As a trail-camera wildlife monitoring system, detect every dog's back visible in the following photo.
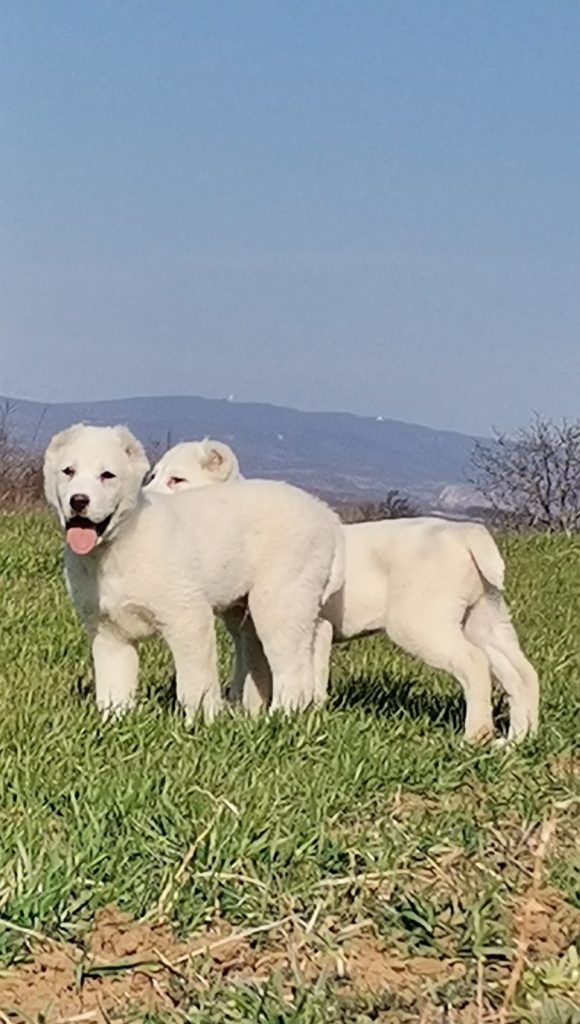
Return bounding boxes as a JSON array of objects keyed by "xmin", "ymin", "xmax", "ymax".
[{"xmin": 144, "ymin": 478, "xmax": 344, "ymax": 607}]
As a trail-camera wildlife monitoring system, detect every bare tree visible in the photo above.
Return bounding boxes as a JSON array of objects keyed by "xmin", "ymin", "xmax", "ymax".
[
  {"xmin": 0, "ymin": 400, "xmax": 44, "ymax": 508},
  {"xmin": 336, "ymin": 489, "xmax": 417, "ymax": 524},
  {"xmin": 145, "ymin": 430, "xmax": 174, "ymax": 465},
  {"xmin": 470, "ymin": 415, "xmax": 580, "ymax": 534}
]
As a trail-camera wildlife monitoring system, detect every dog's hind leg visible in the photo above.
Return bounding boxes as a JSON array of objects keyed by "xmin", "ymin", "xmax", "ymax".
[
  {"xmin": 92, "ymin": 629, "xmax": 139, "ymax": 717},
  {"xmin": 163, "ymin": 600, "xmax": 222, "ymax": 722},
  {"xmin": 465, "ymin": 594, "xmax": 539, "ymax": 741},
  {"xmin": 239, "ymin": 631, "xmax": 272, "ymax": 712},
  {"xmin": 226, "ymin": 629, "xmax": 246, "ymax": 704},
  {"xmin": 312, "ymin": 618, "xmax": 333, "ymax": 706},
  {"xmin": 222, "ymin": 606, "xmax": 247, "ymax": 705},
  {"xmin": 223, "ymin": 609, "xmax": 271, "ymax": 712},
  {"xmin": 386, "ymin": 605, "xmax": 495, "ymax": 743}
]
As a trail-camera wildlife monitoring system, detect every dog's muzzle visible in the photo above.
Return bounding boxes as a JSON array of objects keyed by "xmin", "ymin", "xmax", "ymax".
[
  {"xmin": 65, "ymin": 512, "xmax": 114, "ymax": 555},
  {"xmin": 69, "ymin": 493, "xmax": 90, "ymax": 514}
]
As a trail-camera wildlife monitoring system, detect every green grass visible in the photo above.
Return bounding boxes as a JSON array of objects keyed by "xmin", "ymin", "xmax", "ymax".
[{"xmin": 0, "ymin": 513, "xmax": 579, "ymax": 1021}]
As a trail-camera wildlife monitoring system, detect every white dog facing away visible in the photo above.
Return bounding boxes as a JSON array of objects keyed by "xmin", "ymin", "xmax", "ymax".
[
  {"xmin": 43, "ymin": 425, "xmax": 344, "ymax": 718},
  {"xmin": 148, "ymin": 440, "xmax": 540, "ymax": 743}
]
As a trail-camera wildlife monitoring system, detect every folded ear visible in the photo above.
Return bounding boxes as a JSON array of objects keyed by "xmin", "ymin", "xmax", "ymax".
[
  {"xmin": 43, "ymin": 423, "xmax": 86, "ymax": 507},
  {"xmin": 200, "ymin": 439, "xmax": 240, "ymax": 482},
  {"xmin": 113, "ymin": 425, "xmax": 150, "ymax": 481}
]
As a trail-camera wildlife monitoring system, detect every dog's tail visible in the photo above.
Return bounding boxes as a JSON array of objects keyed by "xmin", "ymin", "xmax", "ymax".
[
  {"xmin": 322, "ymin": 520, "xmax": 346, "ymax": 605},
  {"xmin": 462, "ymin": 523, "xmax": 505, "ymax": 591}
]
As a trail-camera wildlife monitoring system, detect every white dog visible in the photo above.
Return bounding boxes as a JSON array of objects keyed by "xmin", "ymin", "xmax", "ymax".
[
  {"xmin": 43, "ymin": 424, "xmax": 344, "ymax": 718},
  {"xmin": 148, "ymin": 440, "xmax": 539, "ymax": 743},
  {"xmin": 147, "ymin": 439, "xmax": 240, "ymax": 491}
]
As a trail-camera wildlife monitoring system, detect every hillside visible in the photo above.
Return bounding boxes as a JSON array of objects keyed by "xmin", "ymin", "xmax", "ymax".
[{"xmin": 3, "ymin": 394, "xmax": 483, "ymax": 507}]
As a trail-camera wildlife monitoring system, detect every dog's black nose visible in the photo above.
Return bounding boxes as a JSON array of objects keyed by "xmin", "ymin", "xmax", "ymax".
[{"xmin": 70, "ymin": 493, "xmax": 90, "ymax": 514}]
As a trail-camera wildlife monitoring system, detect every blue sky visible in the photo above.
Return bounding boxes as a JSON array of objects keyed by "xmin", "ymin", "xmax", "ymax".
[{"xmin": 1, "ymin": 0, "xmax": 579, "ymax": 435}]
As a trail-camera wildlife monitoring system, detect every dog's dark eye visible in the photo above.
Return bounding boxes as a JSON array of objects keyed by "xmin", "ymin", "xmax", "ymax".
[
  {"xmin": 100, "ymin": 471, "xmax": 116, "ymax": 481},
  {"xmin": 169, "ymin": 476, "xmax": 186, "ymax": 486},
  {"xmin": 62, "ymin": 466, "xmax": 75, "ymax": 478}
]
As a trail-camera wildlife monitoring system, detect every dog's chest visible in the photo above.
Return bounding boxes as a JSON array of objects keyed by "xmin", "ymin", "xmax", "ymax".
[
  {"xmin": 67, "ymin": 559, "xmax": 157, "ymax": 640},
  {"xmin": 102, "ymin": 598, "xmax": 156, "ymax": 639},
  {"xmin": 98, "ymin": 577, "xmax": 157, "ymax": 639}
]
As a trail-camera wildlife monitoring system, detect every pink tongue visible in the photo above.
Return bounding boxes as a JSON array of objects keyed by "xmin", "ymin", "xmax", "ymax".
[{"xmin": 66, "ymin": 526, "xmax": 98, "ymax": 555}]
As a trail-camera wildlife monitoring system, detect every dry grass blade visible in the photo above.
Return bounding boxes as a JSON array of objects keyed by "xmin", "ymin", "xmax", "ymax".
[
  {"xmin": 188, "ymin": 787, "xmax": 241, "ymax": 818},
  {"xmin": 150, "ymin": 974, "xmax": 177, "ymax": 1010},
  {"xmin": 174, "ymin": 914, "xmax": 295, "ymax": 965},
  {"xmin": 0, "ymin": 916, "xmax": 59, "ymax": 946},
  {"xmin": 54, "ymin": 1014, "xmax": 100, "ymax": 1024},
  {"xmin": 189, "ymin": 870, "xmax": 268, "ymax": 890},
  {"xmin": 498, "ymin": 814, "xmax": 558, "ymax": 1024},
  {"xmin": 476, "ymin": 956, "xmax": 484, "ymax": 1024},
  {"xmin": 314, "ymin": 869, "xmax": 405, "ymax": 889},
  {"xmin": 155, "ymin": 811, "xmax": 221, "ymax": 920},
  {"xmin": 96, "ymin": 996, "xmax": 113, "ymax": 1024},
  {"xmin": 152, "ymin": 945, "xmax": 188, "ymax": 980},
  {"xmin": 336, "ymin": 919, "xmax": 373, "ymax": 940}
]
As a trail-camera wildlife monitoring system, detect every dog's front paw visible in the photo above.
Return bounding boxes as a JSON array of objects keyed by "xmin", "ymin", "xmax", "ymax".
[
  {"xmin": 99, "ymin": 699, "xmax": 135, "ymax": 722},
  {"xmin": 201, "ymin": 690, "xmax": 224, "ymax": 722},
  {"xmin": 269, "ymin": 686, "xmax": 312, "ymax": 714},
  {"xmin": 180, "ymin": 689, "xmax": 224, "ymax": 725}
]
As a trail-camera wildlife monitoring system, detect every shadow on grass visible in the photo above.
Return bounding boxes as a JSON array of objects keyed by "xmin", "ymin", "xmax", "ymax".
[
  {"xmin": 72, "ymin": 667, "xmax": 510, "ymax": 736},
  {"xmin": 73, "ymin": 672, "xmax": 178, "ymax": 712},
  {"xmin": 329, "ymin": 670, "xmax": 510, "ymax": 736}
]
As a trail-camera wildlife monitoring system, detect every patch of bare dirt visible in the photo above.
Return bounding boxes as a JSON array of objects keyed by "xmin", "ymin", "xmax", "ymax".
[
  {"xmin": 0, "ymin": 906, "xmax": 189, "ymax": 1021},
  {"xmin": 338, "ymin": 937, "xmax": 466, "ymax": 997},
  {"xmin": 548, "ymin": 754, "xmax": 580, "ymax": 781},
  {"xmin": 513, "ymin": 886, "xmax": 580, "ymax": 959},
  {"xmin": 1, "ymin": 890, "xmax": 579, "ymax": 1021},
  {"xmin": 0, "ymin": 905, "xmax": 298, "ymax": 1021}
]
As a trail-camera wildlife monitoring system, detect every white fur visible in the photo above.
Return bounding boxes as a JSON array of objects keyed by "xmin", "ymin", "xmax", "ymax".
[
  {"xmin": 151, "ymin": 440, "xmax": 539, "ymax": 742},
  {"xmin": 44, "ymin": 424, "xmax": 344, "ymax": 719},
  {"xmin": 146, "ymin": 439, "xmax": 241, "ymax": 493}
]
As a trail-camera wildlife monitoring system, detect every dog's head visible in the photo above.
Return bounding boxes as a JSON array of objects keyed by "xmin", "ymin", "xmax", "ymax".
[
  {"xmin": 43, "ymin": 423, "xmax": 150, "ymax": 555},
  {"xmin": 144, "ymin": 439, "xmax": 240, "ymax": 494}
]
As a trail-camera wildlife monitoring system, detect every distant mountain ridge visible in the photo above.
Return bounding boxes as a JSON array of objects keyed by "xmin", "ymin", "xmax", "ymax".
[{"xmin": 2, "ymin": 393, "xmax": 483, "ymax": 508}]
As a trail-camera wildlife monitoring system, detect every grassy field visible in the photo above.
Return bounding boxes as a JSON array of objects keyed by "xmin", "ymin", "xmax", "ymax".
[{"xmin": 0, "ymin": 512, "xmax": 579, "ymax": 1022}]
